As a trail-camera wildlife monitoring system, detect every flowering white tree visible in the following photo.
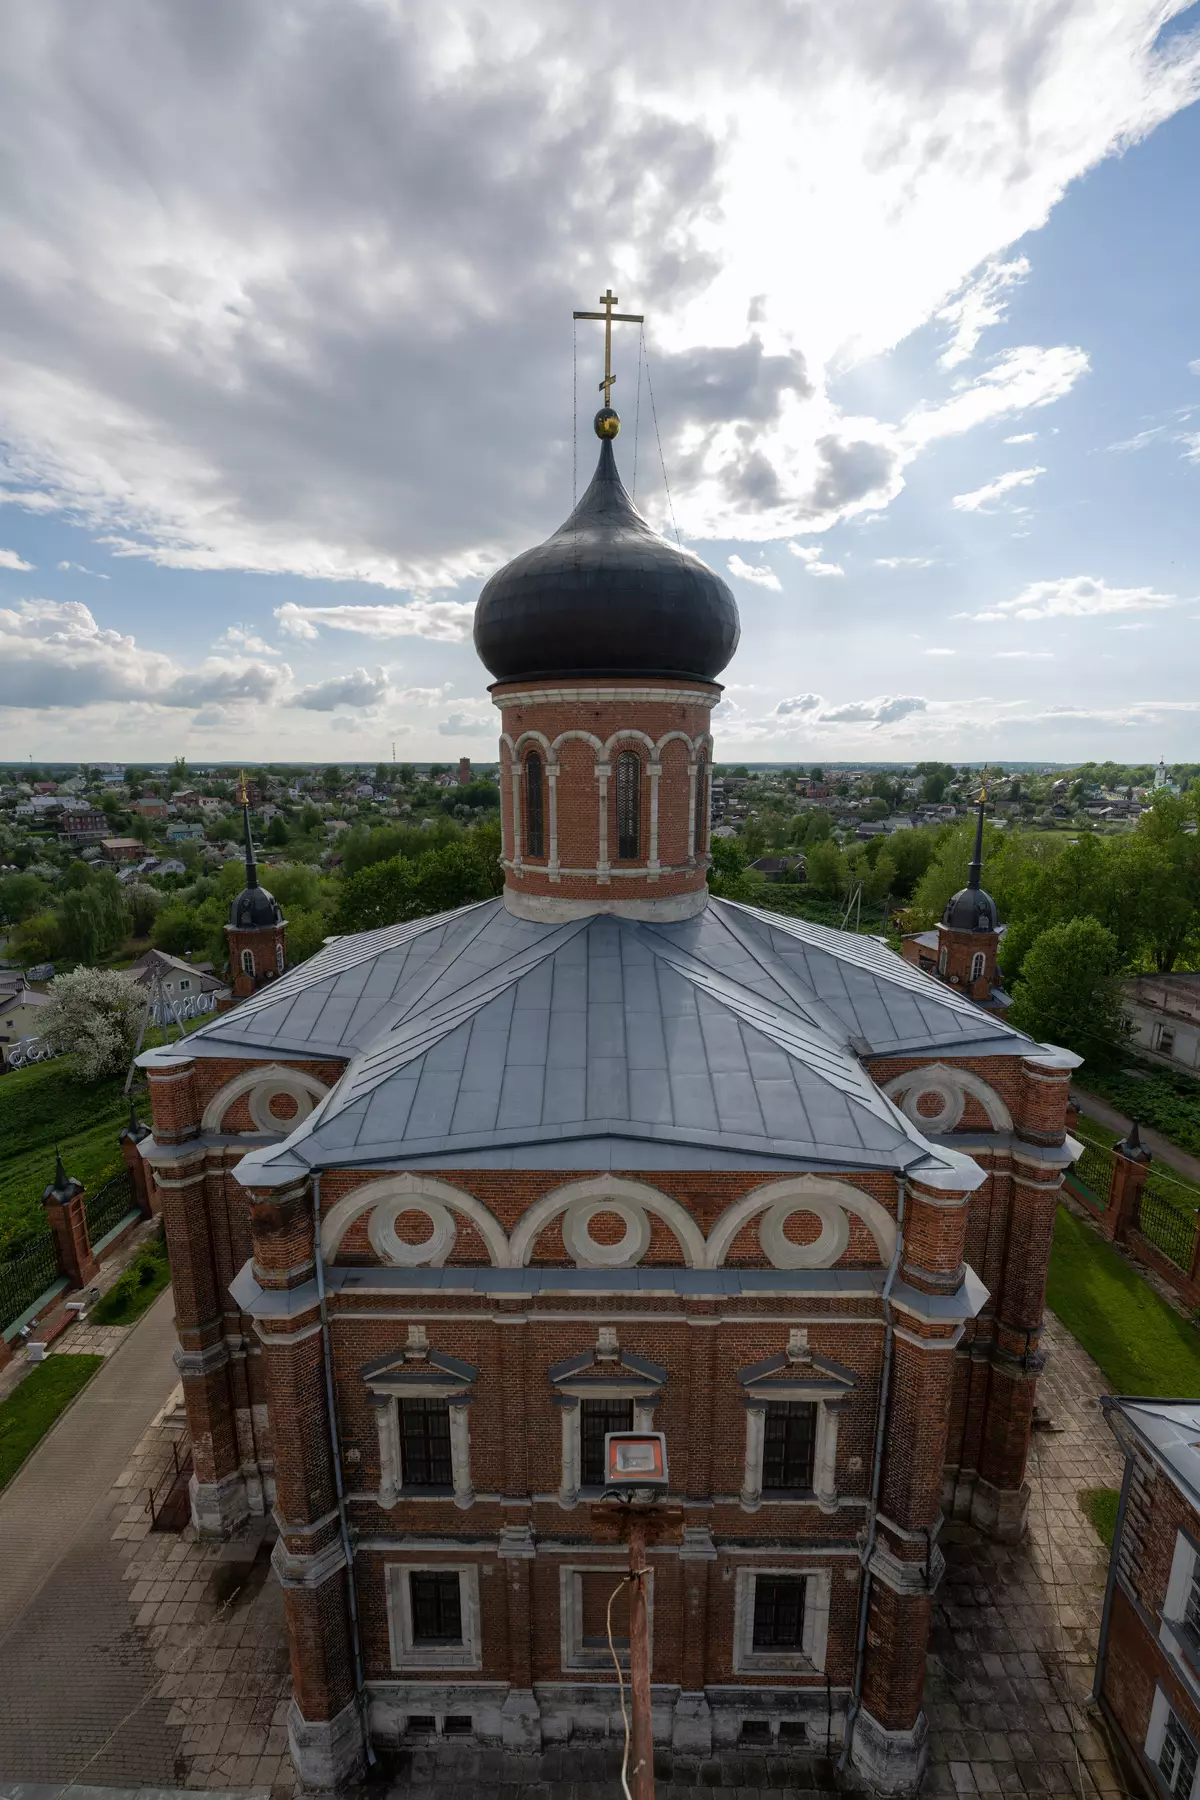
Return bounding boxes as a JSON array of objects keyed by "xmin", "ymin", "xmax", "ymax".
[{"xmin": 41, "ymin": 967, "xmax": 145, "ymax": 1081}]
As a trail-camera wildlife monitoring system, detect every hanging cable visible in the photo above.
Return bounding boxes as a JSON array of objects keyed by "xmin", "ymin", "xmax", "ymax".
[
  {"xmin": 642, "ymin": 340, "xmax": 682, "ymax": 548},
  {"xmin": 608, "ymin": 1576, "xmax": 634, "ymax": 1800},
  {"xmin": 632, "ymin": 324, "xmax": 644, "ymax": 500}
]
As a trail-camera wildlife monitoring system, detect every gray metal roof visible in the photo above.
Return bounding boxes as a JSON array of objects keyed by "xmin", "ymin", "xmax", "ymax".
[
  {"xmin": 185, "ymin": 894, "xmax": 1037, "ymax": 1184},
  {"xmin": 1103, "ymin": 1397, "xmax": 1200, "ymax": 1513}
]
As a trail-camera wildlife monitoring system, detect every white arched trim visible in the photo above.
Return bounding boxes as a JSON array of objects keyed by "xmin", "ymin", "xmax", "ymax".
[
  {"xmin": 550, "ymin": 729, "xmax": 604, "ymax": 756},
  {"xmin": 705, "ymin": 1176, "xmax": 898, "ymax": 1269},
  {"xmin": 498, "ymin": 732, "xmax": 517, "ymax": 757},
  {"xmin": 880, "ymin": 1063, "xmax": 1012, "ymax": 1134},
  {"xmin": 320, "ymin": 1173, "xmax": 509, "ymax": 1266},
  {"xmin": 201, "ymin": 1064, "xmax": 330, "ymax": 1136},
  {"xmin": 513, "ymin": 728, "xmax": 555, "ymax": 764},
  {"xmin": 508, "ymin": 1175, "xmax": 706, "ymax": 1269},
  {"xmin": 602, "ymin": 728, "xmax": 658, "ymax": 763},
  {"xmin": 654, "ymin": 729, "xmax": 695, "ymax": 758}
]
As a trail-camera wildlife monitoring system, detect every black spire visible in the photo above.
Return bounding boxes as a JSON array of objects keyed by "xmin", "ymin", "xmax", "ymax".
[
  {"xmin": 241, "ymin": 781, "xmax": 259, "ymax": 891},
  {"xmin": 966, "ymin": 783, "xmax": 986, "ymax": 890},
  {"xmin": 941, "ymin": 772, "xmax": 999, "ymax": 933},
  {"xmin": 228, "ymin": 776, "xmax": 283, "ymax": 931}
]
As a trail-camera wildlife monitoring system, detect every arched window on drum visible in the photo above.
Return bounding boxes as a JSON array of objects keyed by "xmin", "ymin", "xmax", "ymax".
[
  {"xmin": 525, "ymin": 752, "xmax": 545, "ymax": 858},
  {"xmin": 693, "ymin": 757, "xmax": 708, "ymax": 857},
  {"xmin": 616, "ymin": 752, "xmax": 641, "ymax": 860}
]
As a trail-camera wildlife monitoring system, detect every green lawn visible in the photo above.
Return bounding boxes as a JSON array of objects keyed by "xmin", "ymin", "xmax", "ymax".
[
  {"xmin": 91, "ymin": 1232, "xmax": 171, "ymax": 1326},
  {"xmin": 0, "ymin": 1353, "xmax": 104, "ymax": 1491},
  {"xmin": 1080, "ymin": 1486, "xmax": 1121, "ymax": 1549},
  {"xmin": 0, "ymin": 1060, "xmax": 132, "ymax": 1257},
  {"xmin": 1048, "ymin": 1204, "xmax": 1200, "ymax": 1395}
]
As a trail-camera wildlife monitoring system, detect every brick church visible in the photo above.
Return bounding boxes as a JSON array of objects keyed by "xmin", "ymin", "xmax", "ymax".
[{"xmin": 138, "ymin": 399, "xmax": 1079, "ymax": 1793}]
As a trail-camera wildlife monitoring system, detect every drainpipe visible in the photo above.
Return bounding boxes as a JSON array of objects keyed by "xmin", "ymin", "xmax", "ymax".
[
  {"xmin": 839, "ymin": 1170, "xmax": 906, "ymax": 1771},
  {"xmin": 1092, "ymin": 1433, "xmax": 1133, "ymax": 1704},
  {"xmin": 311, "ymin": 1171, "xmax": 376, "ymax": 1768}
]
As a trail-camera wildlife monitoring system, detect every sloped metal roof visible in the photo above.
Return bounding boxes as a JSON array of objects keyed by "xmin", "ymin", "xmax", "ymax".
[{"xmin": 202, "ymin": 894, "xmax": 1036, "ymax": 1184}]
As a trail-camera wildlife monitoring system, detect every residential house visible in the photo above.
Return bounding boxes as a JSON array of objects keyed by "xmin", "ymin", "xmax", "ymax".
[
  {"xmin": 0, "ymin": 977, "xmax": 52, "ymax": 1065},
  {"xmin": 101, "ymin": 838, "xmax": 146, "ymax": 865},
  {"xmin": 127, "ymin": 948, "xmax": 229, "ymax": 1017},
  {"xmin": 1123, "ymin": 975, "xmax": 1200, "ymax": 1073},
  {"xmin": 133, "ymin": 798, "xmax": 169, "ymax": 820}
]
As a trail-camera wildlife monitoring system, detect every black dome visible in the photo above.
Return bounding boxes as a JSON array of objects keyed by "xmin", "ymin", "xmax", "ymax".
[
  {"xmin": 473, "ymin": 438, "xmax": 740, "ymax": 685},
  {"xmin": 230, "ymin": 882, "xmax": 283, "ymax": 930},
  {"xmin": 942, "ymin": 886, "xmax": 999, "ymax": 932}
]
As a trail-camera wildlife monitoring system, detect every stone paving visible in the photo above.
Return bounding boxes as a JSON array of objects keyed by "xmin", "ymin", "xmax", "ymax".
[{"xmin": 0, "ymin": 1308, "xmax": 1130, "ymax": 1800}]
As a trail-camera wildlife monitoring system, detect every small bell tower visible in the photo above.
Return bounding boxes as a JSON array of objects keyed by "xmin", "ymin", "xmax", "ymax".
[
  {"xmin": 224, "ymin": 777, "xmax": 287, "ymax": 997},
  {"xmin": 935, "ymin": 780, "xmax": 1000, "ymax": 1001}
]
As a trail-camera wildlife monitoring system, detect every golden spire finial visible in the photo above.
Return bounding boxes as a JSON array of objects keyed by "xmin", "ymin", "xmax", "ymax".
[
  {"xmin": 239, "ymin": 768, "xmax": 247, "ymax": 807},
  {"xmin": 573, "ymin": 286, "xmax": 644, "ymax": 437}
]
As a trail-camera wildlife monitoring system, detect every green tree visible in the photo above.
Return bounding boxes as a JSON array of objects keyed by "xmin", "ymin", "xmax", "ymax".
[
  {"xmin": 336, "ymin": 828, "xmax": 502, "ymax": 932},
  {"xmin": 41, "ymin": 967, "xmax": 145, "ymax": 1080},
  {"xmin": 125, "ymin": 882, "xmax": 163, "ymax": 938},
  {"xmin": 806, "ymin": 841, "xmax": 846, "ymax": 900},
  {"xmin": 130, "ymin": 814, "xmax": 154, "ymax": 846},
  {"xmin": 299, "ymin": 803, "xmax": 323, "ymax": 834},
  {"xmin": 323, "ymin": 765, "xmax": 342, "ymax": 792},
  {"xmin": 740, "ymin": 820, "xmax": 766, "ymax": 859},
  {"xmin": 285, "ymin": 908, "xmax": 331, "ymax": 964},
  {"xmin": 1008, "ymin": 918, "xmax": 1129, "ymax": 1059},
  {"xmin": 11, "ymin": 910, "xmax": 63, "ymax": 966},
  {"xmin": 0, "ymin": 871, "xmax": 50, "ymax": 925},
  {"xmin": 152, "ymin": 904, "xmax": 212, "ymax": 957},
  {"xmin": 266, "ymin": 815, "xmax": 290, "ymax": 847},
  {"xmin": 58, "ymin": 875, "xmax": 129, "ymax": 963}
]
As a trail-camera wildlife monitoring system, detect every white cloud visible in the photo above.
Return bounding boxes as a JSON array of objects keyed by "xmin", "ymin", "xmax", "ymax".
[
  {"xmin": 1189, "ymin": 359, "xmax": 1200, "ymax": 376},
  {"xmin": 727, "ymin": 555, "xmax": 781, "ymax": 589},
  {"xmin": 937, "ymin": 257, "xmax": 1030, "ymax": 368},
  {"xmin": 924, "ymin": 647, "xmax": 955, "ymax": 656},
  {"xmin": 1004, "ymin": 433, "xmax": 1037, "ymax": 444},
  {"xmin": 788, "ymin": 542, "xmax": 844, "ymax": 577},
  {"xmin": 952, "ymin": 466, "xmax": 1046, "ymax": 512},
  {"xmin": 0, "ymin": 597, "xmax": 289, "ymax": 710},
  {"xmin": 275, "ymin": 599, "xmax": 476, "ymax": 642},
  {"xmin": 995, "ymin": 650, "xmax": 1054, "ymax": 659},
  {"xmin": 0, "ymin": 548, "xmax": 34, "ymax": 571},
  {"xmin": 56, "ymin": 559, "xmax": 108, "ymax": 578},
  {"xmin": 437, "ymin": 708, "xmax": 494, "ymax": 737},
  {"xmin": 775, "ymin": 693, "xmax": 823, "ymax": 717},
  {"xmin": 214, "ymin": 623, "xmax": 280, "ymax": 655},
  {"xmin": 970, "ymin": 574, "xmax": 1178, "ymax": 623},
  {"xmin": 876, "ymin": 555, "xmax": 937, "ymax": 570},
  {"xmin": 291, "ymin": 667, "xmax": 390, "ymax": 711},
  {"xmin": 0, "ymin": 2, "xmax": 1188, "ymax": 582}
]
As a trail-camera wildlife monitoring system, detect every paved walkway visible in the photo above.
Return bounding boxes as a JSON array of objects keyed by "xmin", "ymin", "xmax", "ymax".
[{"xmin": 1072, "ymin": 1084, "xmax": 1200, "ymax": 1185}]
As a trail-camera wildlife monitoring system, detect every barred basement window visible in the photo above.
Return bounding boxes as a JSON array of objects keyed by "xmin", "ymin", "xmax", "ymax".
[
  {"xmin": 694, "ymin": 761, "xmax": 708, "ymax": 856},
  {"xmin": 762, "ymin": 1401, "xmax": 817, "ymax": 1491},
  {"xmin": 525, "ymin": 752, "xmax": 545, "ymax": 858},
  {"xmin": 409, "ymin": 1572, "xmax": 463, "ymax": 1644},
  {"xmin": 580, "ymin": 1397, "xmax": 634, "ymax": 1487},
  {"xmin": 400, "ymin": 1398, "xmax": 453, "ymax": 1487},
  {"xmin": 752, "ymin": 1575, "xmax": 805, "ymax": 1651},
  {"xmin": 616, "ymin": 752, "xmax": 641, "ymax": 859}
]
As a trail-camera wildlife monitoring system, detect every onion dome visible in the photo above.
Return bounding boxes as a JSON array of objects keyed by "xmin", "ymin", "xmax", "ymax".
[
  {"xmin": 473, "ymin": 418, "xmax": 740, "ymax": 685},
  {"xmin": 942, "ymin": 794, "xmax": 999, "ymax": 932},
  {"xmin": 230, "ymin": 799, "xmax": 283, "ymax": 930}
]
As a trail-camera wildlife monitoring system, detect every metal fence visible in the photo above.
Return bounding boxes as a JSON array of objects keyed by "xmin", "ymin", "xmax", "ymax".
[
  {"xmin": 0, "ymin": 1232, "xmax": 61, "ymax": 1334},
  {"xmin": 1138, "ymin": 1175, "xmax": 1199, "ymax": 1273},
  {"xmin": 85, "ymin": 1166, "xmax": 137, "ymax": 1247},
  {"xmin": 1069, "ymin": 1139, "xmax": 1113, "ymax": 1212}
]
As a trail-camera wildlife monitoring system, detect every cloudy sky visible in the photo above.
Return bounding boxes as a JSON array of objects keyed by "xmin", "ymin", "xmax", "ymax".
[{"xmin": 1, "ymin": 1, "xmax": 1199, "ymax": 765}]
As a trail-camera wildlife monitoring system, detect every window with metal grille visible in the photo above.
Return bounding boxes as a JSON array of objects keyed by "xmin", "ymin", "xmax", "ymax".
[
  {"xmin": 694, "ymin": 763, "xmax": 708, "ymax": 856},
  {"xmin": 762, "ymin": 1401, "xmax": 817, "ymax": 1491},
  {"xmin": 240, "ymin": 948, "xmax": 254, "ymax": 975},
  {"xmin": 970, "ymin": 952, "xmax": 985, "ymax": 983},
  {"xmin": 580, "ymin": 1397, "xmax": 634, "ymax": 1487},
  {"xmin": 409, "ymin": 1572, "xmax": 463, "ymax": 1644},
  {"xmin": 525, "ymin": 753, "xmax": 545, "ymax": 858},
  {"xmin": 1186, "ymin": 1570, "xmax": 1200, "ymax": 1639},
  {"xmin": 752, "ymin": 1576, "xmax": 805, "ymax": 1651},
  {"xmin": 616, "ymin": 752, "xmax": 641, "ymax": 860},
  {"xmin": 399, "ymin": 1398, "xmax": 453, "ymax": 1487},
  {"xmin": 1159, "ymin": 1710, "xmax": 1198, "ymax": 1796}
]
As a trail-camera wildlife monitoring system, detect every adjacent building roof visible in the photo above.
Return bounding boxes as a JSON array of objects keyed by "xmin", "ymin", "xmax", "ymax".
[
  {"xmin": 1103, "ymin": 1396, "xmax": 1200, "ymax": 1513},
  {"xmin": 147, "ymin": 893, "xmax": 1040, "ymax": 1185}
]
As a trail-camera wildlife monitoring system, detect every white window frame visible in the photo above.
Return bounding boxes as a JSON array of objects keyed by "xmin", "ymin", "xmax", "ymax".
[
  {"xmin": 556, "ymin": 1385, "xmax": 659, "ymax": 1510},
  {"xmin": 178, "ymin": 978, "xmax": 191, "ymax": 993},
  {"xmin": 732, "ymin": 1566, "xmax": 831, "ymax": 1676},
  {"xmin": 1155, "ymin": 1022, "xmax": 1178, "ymax": 1058},
  {"xmin": 240, "ymin": 948, "xmax": 254, "ymax": 976},
  {"xmin": 937, "ymin": 943, "xmax": 948, "ymax": 975},
  {"xmin": 276, "ymin": 941, "xmax": 285, "ymax": 973},
  {"xmin": 1161, "ymin": 1531, "xmax": 1200, "ymax": 1693},
  {"xmin": 1147, "ymin": 1685, "xmax": 1200, "ymax": 1798},
  {"xmin": 970, "ymin": 952, "xmax": 985, "ymax": 984},
  {"xmin": 559, "ymin": 1562, "xmax": 654, "ymax": 1672},
  {"xmin": 372, "ymin": 1389, "xmax": 474, "ymax": 1511},
  {"xmin": 386, "ymin": 1563, "xmax": 482, "ymax": 1671},
  {"xmin": 740, "ymin": 1392, "xmax": 844, "ymax": 1514}
]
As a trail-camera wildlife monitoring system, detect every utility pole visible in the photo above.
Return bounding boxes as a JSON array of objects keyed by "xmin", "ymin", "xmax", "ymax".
[{"xmin": 625, "ymin": 1512, "xmax": 654, "ymax": 1800}]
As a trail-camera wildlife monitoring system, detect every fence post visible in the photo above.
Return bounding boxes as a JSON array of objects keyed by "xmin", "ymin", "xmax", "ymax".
[
  {"xmin": 119, "ymin": 1103, "xmax": 155, "ymax": 1219},
  {"xmin": 41, "ymin": 1150, "xmax": 100, "ymax": 1291},
  {"xmin": 1109, "ymin": 1120, "xmax": 1152, "ymax": 1247}
]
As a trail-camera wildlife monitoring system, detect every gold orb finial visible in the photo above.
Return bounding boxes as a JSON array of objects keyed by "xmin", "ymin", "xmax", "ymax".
[{"xmin": 594, "ymin": 407, "xmax": 620, "ymax": 440}]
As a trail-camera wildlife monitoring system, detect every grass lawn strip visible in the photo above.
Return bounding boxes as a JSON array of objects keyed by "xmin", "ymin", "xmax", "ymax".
[
  {"xmin": 91, "ymin": 1233, "xmax": 171, "ymax": 1326},
  {"xmin": 1048, "ymin": 1204, "xmax": 1200, "ymax": 1396},
  {"xmin": 1080, "ymin": 1486, "xmax": 1121, "ymax": 1549},
  {"xmin": 0, "ymin": 1353, "xmax": 104, "ymax": 1491}
]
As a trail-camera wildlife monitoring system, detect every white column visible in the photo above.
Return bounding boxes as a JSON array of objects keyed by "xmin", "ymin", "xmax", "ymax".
[
  {"xmin": 740, "ymin": 1406, "xmax": 765, "ymax": 1512},
  {"xmin": 559, "ymin": 1402, "xmax": 580, "ymax": 1508},
  {"xmin": 648, "ymin": 765, "xmax": 662, "ymax": 879},
  {"xmin": 374, "ymin": 1397, "xmax": 402, "ymax": 1508},
  {"xmin": 633, "ymin": 1401, "xmax": 657, "ymax": 1434},
  {"xmin": 686, "ymin": 761, "xmax": 699, "ymax": 867},
  {"xmin": 548, "ymin": 763, "xmax": 560, "ymax": 882},
  {"xmin": 814, "ymin": 1402, "xmax": 840, "ymax": 1514},
  {"xmin": 450, "ymin": 1401, "xmax": 474, "ymax": 1509},
  {"xmin": 596, "ymin": 763, "xmax": 611, "ymax": 883}
]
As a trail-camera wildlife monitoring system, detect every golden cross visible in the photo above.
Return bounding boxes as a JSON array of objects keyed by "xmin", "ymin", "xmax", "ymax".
[{"xmin": 573, "ymin": 287, "xmax": 644, "ymax": 407}]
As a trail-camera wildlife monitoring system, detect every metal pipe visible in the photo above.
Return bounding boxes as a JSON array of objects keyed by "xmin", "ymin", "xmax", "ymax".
[
  {"xmin": 311, "ymin": 1171, "xmax": 376, "ymax": 1767},
  {"xmin": 839, "ymin": 1170, "xmax": 906, "ymax": 1770},
  {"xmin": 1092, "ymin": 1439, "xmax": 1133, "ymax": 1703},
  {"xmin": 626, "ymin": 1514, "xmax": 655, "ymax": 1800}
]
